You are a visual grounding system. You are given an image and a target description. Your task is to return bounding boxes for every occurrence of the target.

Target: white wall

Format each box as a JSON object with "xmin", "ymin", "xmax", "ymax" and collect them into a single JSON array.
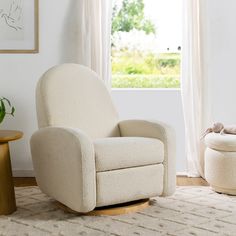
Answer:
[
  {"xmin": 206, "ymin": 0, "xmax": 236, "ymax": 124},
  {"xmin": 0, "ymin": 0, "xmax": 77, "ymax": 176},
  {"xmin": 0, "ymin": 0, "xmax": 188, "ymax": 176}
]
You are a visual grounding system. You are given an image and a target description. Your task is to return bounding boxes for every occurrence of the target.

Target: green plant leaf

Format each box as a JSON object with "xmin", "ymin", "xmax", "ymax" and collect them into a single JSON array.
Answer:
[
  {"xmin": 11, "ymin": 106, "xmax": 15, "ymax": 116},
  {"xmin": 0, "ymin": 96, "xmax": 16, "ymax": 123},
  {"xmin": 1, "ymin": 100, "xmax": 6, "ymax": 112},
  {"xmin": 0, "ymin": 111, "xmax": 5, "ymax": 123},
  {"xmin": 2, "ymin": 97, "xmax": 11, "ymax": 107}
]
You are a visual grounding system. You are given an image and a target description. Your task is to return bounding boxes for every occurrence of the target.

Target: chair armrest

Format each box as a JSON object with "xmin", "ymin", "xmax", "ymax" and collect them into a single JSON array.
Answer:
[
  {"xmin": 30, "ymin": 126, "xmax": 96, "ymax": 212},
  {"xmin": 119, "ymin": 120, "xmax": 176, "ymax": 196}
]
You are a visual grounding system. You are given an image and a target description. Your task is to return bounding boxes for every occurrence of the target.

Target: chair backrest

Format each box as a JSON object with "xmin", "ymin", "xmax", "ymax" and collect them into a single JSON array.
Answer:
[{"xmin": 36, "ymin": 64, "xmax": 120, "ymax": 139}]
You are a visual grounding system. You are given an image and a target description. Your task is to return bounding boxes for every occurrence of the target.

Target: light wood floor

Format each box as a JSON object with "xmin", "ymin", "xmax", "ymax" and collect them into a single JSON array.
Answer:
[
  {"xmin": 13, "ymin": 177, "xmax": 37, "ymax": 187},
  {"xmin": 176, "ymin": 176, "xmax": 209, "ymax": 186},
  {"xmin": 13, "ymin": 177, "xmax": 209, "ymax": 187}
]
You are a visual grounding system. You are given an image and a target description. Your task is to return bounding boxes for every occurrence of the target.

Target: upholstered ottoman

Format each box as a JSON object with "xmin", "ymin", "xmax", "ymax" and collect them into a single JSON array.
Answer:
[{"xmin": 205, "ymin": 133, "xmax": 236, "ymax": 195}]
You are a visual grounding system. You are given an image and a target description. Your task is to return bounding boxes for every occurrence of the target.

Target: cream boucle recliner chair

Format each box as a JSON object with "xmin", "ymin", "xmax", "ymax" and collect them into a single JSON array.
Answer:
[{"xmin": 30, "ymin": 64, "xmax": 176, "ymax": 213}]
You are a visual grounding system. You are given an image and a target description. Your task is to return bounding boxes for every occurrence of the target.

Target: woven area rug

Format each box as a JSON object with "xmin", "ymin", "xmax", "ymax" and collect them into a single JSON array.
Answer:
[{"xmin": 0, "ymin": 187, "xmax": 236, "ymax": 236}]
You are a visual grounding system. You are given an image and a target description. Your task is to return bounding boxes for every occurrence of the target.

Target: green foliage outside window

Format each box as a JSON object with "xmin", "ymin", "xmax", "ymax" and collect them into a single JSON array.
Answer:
[
  {"xmin": 112, "ymin": 0, "xmax": 156, "ymax": 35},
  {"xmin": 112, "ymin": 51, "xmax": 180, "ymax": 88},
  {"xmin": 111, "ymin": 0, "xmax": 181, "ymax": 88}
]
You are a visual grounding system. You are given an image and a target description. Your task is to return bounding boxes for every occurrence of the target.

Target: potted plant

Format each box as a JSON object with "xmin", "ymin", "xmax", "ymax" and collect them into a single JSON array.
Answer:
[{"xmin": 0, "ymin": 97, "xmax": 15, "ymax": 124}]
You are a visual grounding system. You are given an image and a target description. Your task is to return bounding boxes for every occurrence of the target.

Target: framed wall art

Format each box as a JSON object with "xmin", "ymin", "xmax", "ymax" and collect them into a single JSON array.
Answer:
[{"xmin": 0, "ymin": 0, "xmax": 39, "ymax": 53}]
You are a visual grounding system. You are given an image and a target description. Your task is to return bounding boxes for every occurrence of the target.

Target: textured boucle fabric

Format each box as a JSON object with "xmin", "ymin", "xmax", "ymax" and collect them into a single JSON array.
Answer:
[
  {"xmin": 205, "ymin": 133, "xmax": 236, "ymax": 194},
  {"xmin": 96, "ymin": 164, "xmax": 164, "ymax": 207},
  {"xmin": 36, "ymin": 63, "xmax": 120, "ymax": 139},
  {"xmin": 119, "ymin": 120, "xmax": 176, "ymax": 196},
  {"xmin": 31, "ymin": 127, "xmax": 96, "ymax": 212},
  {"xmin": 205, "ymin": 133, "xmax": 236, "ymax": 152},
  {"xmin": 205, "ymin": 148, "xmax": 236, "ymax": 192},
  {"xmin": 94, "ymin": 137, "xmax": 164, "ymax": 171}
]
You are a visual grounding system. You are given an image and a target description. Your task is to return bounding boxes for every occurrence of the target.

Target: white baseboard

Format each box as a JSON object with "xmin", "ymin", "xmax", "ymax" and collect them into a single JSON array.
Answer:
[
  {"xmin": 13, "ymin": 170, "xmax": 188, "ymax": 178},
  {"xmin": 13, "ymin": 169, "xmax": 35, "ymax": 177}
]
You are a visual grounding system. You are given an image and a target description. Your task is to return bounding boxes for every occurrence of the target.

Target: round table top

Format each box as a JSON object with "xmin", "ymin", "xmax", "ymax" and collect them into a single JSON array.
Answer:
[{"xmin": 0, "ymin": 130, "xmax": 23, "ymax": 143}]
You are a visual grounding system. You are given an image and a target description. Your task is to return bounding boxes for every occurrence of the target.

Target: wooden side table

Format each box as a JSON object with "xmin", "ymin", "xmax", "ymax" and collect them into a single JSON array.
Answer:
[{"xmin": 0, "ymin": 130, "xmax": 23, "ymax": 215}]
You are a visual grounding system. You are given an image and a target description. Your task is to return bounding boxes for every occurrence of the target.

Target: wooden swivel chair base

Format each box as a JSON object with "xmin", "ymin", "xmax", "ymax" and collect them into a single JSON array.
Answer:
[{"xmin": 55, "ymin": 199, "xmax": 150, "ymax": 216}]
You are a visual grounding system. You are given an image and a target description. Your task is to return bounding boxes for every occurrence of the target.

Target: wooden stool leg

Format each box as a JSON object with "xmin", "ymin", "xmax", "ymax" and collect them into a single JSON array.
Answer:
[{"xmin": 0, "ymin": 143, "xmax": 16, "ymax": 215}]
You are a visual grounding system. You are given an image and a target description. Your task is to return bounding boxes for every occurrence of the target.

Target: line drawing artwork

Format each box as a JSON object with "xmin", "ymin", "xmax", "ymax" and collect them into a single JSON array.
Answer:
[
  {"xmin": 0, "ymin": 0, "xmax": 23, "ymax": 31},
  {"xmin": 0, "ymin": 0, "xmax": 38, "ymax": 52}
]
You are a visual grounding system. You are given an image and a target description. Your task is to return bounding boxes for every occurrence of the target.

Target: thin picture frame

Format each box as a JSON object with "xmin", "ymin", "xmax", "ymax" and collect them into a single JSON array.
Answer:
[{"xmin": 0, "ymin": 0, "xmax": 39, "ymax": 53}]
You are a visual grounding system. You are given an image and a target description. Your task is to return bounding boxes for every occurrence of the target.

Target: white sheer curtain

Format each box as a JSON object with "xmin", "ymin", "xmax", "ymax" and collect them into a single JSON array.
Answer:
[
  {"xmin": 77, "ymin": 0, "xmax": 112, "ymax": 87},
  {"xmin": 181, "ymin": 0, "xmax": 210, "ymax": 177}
]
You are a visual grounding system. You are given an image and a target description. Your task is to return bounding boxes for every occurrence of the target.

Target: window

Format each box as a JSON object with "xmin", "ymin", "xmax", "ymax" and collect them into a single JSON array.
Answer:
[{"xmin": 111, "ymin": 0, "xmax": 182, "ymax": 88}]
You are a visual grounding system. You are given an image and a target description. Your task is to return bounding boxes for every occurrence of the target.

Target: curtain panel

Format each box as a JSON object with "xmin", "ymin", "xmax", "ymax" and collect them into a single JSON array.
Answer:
[
  {"xmin": 181, "ymin": 0, "xmax": 210, "ymax": 177},
  {"xmin": 77, "ymin": 0, "xmax": 112, "ymax": 87}
]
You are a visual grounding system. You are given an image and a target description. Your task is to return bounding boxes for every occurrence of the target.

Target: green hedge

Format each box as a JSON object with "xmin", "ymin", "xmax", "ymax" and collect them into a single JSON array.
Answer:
[
  {"xmin": 112, "ymin": 75, "xmax": 180, "ymax": 88},
  {"xmin": 111, "ymin": 51, "xmax": 181, "ymax": 88}
]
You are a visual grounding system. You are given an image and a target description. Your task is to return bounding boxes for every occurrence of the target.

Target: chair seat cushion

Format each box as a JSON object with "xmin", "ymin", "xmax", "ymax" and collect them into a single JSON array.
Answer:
[
  {"xmin": 94, "ymin": 137, "xmax": 164, "ymax": 172},
  {"xmin": 205, "ymin": 133, "xmax": 236, "ymax": 152}
]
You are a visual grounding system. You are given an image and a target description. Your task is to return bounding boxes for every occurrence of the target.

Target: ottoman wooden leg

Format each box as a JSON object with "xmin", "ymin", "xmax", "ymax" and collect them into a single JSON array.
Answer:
[{"xmin": 0, "ymin": 143, "xmax": 16, "ymax": 215}]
